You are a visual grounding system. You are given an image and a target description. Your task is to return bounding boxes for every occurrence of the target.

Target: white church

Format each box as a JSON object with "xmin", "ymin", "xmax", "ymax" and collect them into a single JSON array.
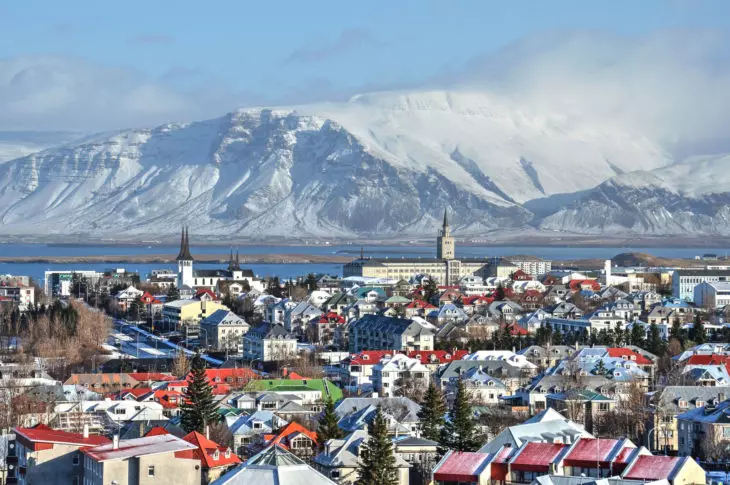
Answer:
[{"xmin": 175, "ymin": 227, "xmax": 264, "ymax": 295}]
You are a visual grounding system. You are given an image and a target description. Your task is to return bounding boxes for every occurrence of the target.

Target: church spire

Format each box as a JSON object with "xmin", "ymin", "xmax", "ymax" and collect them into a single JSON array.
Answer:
[
  {"xmin": 235, "ymin": 249, "xmax": 241, "ymax": 271},
  {"xmin": 176, "ymin": 225, "xmax": 194, "ymax": 261},
  {"xmin": 443, "ymin": 208, "xmax": 449, "ymax": 228}
]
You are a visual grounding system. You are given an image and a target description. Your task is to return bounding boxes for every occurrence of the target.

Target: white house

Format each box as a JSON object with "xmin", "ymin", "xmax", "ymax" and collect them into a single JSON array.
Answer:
[
  {"xmin": 371, "ymin": 354, "xmax": 430, "ymax": 397},
  {"xmin": 694, "ymin": 281, "xmax": 730, "ymax": 309}
]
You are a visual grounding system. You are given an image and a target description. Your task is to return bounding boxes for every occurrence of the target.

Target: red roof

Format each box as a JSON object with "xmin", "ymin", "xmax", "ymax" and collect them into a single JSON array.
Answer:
[
  {"xmin": 348, "ymin": 350, "xmax": 397, "ymax": 365},
  {"xmin": 434, "ymin": 451, "xmax": 492, "ymax": 482},
  {"xmin": 262, "ymin": 422, "xmax": 317, "ymax": 451},
  {"xmin": 569, "ymin": 279, "xmax": 601, "ymax": 292},
  {"xmin": 624, "ymin": 456, "xmax": 682, "ymax": 481},
  {"xmin": 140, "ymin": 292, "xmax": 163, "ymax": 305},
  {"xmin": 521, "ymin": 290, "xmax": 543, "ymax": 298},
  {"xmin": 128, "ymin": 372, "xmax": 177, "ymax": 382},
  {"xmin": 405, "ymin": 299, "xmax": 437, "ymax": 310},
  {"xmin": 461, "ymin": 296, "xmax": 493, "ymax": 306},
  {"xmin": 502, "ymin": 323, "xmax": 529, "ymax": 336},
  {"xmin": 194, "ymin": 288, "xmax": 219, "ymax": 300},
  {"xmin": 15, "ymin": 424, "xmax": 110, "ymax": 449},
  {"xmin": 177, "ymin": 431, "xmax": 242, "ymax": 469},
  {"xmin": 686, "ymin": 354, "xmax": 730, "ymax": 366},
  {"xmin": 406, "ymin": 350, "xmax": 469, "ymax": 365},
  {"xmin": 606, "ymin": 348, "xmax": 653, "ymax": 365},
  {"xmin": 145, "ymin": 427, "xmax": 171, "ymax": 437},
  {"xmin": 512, "ymin": 269, "xmax": 532, "ymax": 281},
  {"xmin": 563, "ymin": 438, "xmax": 621, "ymax": 468},
  {"xmin": 510, "ymin": 442, "xmax": 567, "ymax": 472}
]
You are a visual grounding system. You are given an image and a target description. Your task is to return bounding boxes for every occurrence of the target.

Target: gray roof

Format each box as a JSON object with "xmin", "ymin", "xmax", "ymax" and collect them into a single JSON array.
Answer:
[
  {"xmin": 673, "ymin": 269, "xmax": 730, "ymax": 276},
  {"xmin": 654, "ymin": 386, "xmax": 730, "ymax": 413},
  {"xmin": 213, "ymin": 445, "xmax": 336, "ymax": 485},
  {"xmin": 349, "ymin": 314, "xmax": 434, "ymax": 337},
  {"xmin": 437, "ymin": 360, "xmax": 524, "ymax": 381},
  {"xmin": 247, "ymin": 322, "xmax": 294, "ymax": 339},
  {"xmin": 480, "ymin": 417, "xmax": 592, "ymax": 453},
  {"xmin": 201, "ymin": 309, "xmax": 248, "ymax": 327},
  {"xmin": 335, "ymin": 397, "xmax": 421, "ymax": 423}
]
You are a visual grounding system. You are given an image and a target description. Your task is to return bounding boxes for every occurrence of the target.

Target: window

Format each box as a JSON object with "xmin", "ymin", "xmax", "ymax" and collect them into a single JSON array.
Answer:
[
  {"xmin": 72, "ymin": 454, "xmax": 80, "ymax": 465},
  {"xmin": 696, "ymin": 400, "xmax": 705, "ymax": 408},
  {"xmin": 148, "ymin": 465, "xmax": 155, "ymax": 477}
]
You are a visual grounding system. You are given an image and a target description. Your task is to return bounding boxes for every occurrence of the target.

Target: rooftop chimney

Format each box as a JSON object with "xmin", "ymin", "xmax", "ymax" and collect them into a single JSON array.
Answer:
[
  {"xmin": 112, "ymin": 434, "xmax": 119, "ymax": 450},
  {"xmin": 205, "ymin": 425, "xmax": 210, "ymax": 440},
  {"xmin": 82, "ymin": 424, "xmax": 89, "ymax": 439}
]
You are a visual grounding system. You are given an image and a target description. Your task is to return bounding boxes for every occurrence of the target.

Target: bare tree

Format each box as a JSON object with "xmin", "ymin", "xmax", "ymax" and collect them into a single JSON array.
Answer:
[{"xmin": 172, "ymin": 349, "xmax": 190, "ymax": 378}]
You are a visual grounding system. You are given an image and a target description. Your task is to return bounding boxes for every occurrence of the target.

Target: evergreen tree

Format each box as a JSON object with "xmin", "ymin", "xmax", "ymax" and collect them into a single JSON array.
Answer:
[
  {"xmin": 358, "ymin": 407, "xmax": 399, "ymax": 485},
  {"xmin": 180, "ymin": 354, "xmax": 218, "ymax": 433},
  {"xmin": 317, "ymin": 397, "xmax": 344, "ymax": 445},
  {"xmin": 595, "ymin": 359, "xmax": 607, "ymax": 376},
  {"xmin": 551, "ymin": 327, "xmax": 564, "ymax": 346},
  {"xmin": 647, "ymin": 322, "xmax": 664, "ymax": 355},
  {"xmin": 305, "ymin": 273, "xmax": 319, "ymax": 292},
  {"xmin": 691, "ymin": 315, "xmax": 706, "ymax": 344},
  {"xmin": 423, "ymin": 277, "xmax": 439, "ymax": 303},
  {"xmin": 670, "ymin": 319, "xmax": 684, "ymax": 344},
  {"xmin": 613, "ymin": 321, "xmax": 624, "ymax": 346},
  {"xmin": 440, "ymin": 378, "xmax": 480, "ymax": 452},
  {"xmin": 417, "ymin": 381, "xmax": 446, "ymax": 442},
  {"xmin": 493, "ymin": 284, "xmax": 506, "ymax": 301},
  {"xmin": 630, "ymin": 322, "xmax": 645, "ymax": 347},
  {"xmin": 166, "ymin": 284, "xmax": 180, "ymax": 301}
]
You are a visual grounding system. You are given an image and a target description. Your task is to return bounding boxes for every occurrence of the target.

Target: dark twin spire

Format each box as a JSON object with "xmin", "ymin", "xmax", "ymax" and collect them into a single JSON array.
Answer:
[
  {"xmin": 176, "ymin": 225, "xmax": 194, "ymax": 261},
  {"xmin": 227, "ymin": 247, "xmax": 241, "ymax": 271}
]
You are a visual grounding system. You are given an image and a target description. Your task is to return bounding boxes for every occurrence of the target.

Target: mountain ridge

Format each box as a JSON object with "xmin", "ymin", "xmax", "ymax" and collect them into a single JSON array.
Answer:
[{"xmin": 3, "ymin": 89, "xmax": 723, "ymax": 240}]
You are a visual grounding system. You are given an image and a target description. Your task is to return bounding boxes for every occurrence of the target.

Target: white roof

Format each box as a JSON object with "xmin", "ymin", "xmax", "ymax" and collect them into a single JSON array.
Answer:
[{"xmin": 83, "ymin": 434, "xmax": 196, "ymax": 462}]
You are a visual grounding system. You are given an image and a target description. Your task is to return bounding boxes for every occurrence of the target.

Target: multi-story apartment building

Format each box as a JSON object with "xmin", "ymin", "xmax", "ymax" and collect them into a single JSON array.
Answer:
[
  {"xmin": 242, "ymin": 323, "xmax": 297, "ymax": 362},
  {"xmin": 348, "ymin": 315, "xmax": 434, "ymax": 353}
]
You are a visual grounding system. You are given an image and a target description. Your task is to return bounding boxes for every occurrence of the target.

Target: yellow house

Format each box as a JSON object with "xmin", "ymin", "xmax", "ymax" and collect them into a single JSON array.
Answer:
[{"xmin": 162, "ymin": 299, "xmax": 229, "ymax": 326}]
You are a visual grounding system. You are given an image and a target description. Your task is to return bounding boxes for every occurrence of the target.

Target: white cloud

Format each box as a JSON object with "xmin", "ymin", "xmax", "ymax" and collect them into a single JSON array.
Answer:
[
  {"xmin": 442, "ymin": 30, "xmax": 730, "ymax": 154},
  {"xmin": 0, "ymin": 56, "xmax": 243, "ymax": 132}
]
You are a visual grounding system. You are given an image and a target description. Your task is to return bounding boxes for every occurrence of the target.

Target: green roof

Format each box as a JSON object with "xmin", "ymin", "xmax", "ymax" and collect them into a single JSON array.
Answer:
[
  {"xmin": 385, "ymin": 295, "xmax": 411, "ymax": 303},
  {"xmin": 244, "ymin": 378, "xmax": 343, "ymax": 402}
]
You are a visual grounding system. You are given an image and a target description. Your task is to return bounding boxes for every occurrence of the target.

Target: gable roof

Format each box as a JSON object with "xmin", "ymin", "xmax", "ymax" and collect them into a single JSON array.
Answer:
[
  {"xmin": 623, "ymin": 456, "xmax": 686, "ymax": 481},
  {"xmin": 263, "ymin": 422, "xmax": 317, "ymax": 450},
  {"xmin": 434, "ymin": 451, "xmax": 492, "ymax": 482},
  {"xmin": 179, "ymin": 431, "xmax": 242, "ymax": 469},
  {"xmin": 510, "ymin": 442, "xmax": 568, "ymax": 471},
  {"xmin": 82, "ymin": 434, "xmax": 197, "ymax": 462}
]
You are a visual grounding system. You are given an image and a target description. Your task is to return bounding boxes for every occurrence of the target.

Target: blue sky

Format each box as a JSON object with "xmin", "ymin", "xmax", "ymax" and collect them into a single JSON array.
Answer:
[{"xmin": 1, "ymin": 0, "xmax": 729, "ymax": 131}]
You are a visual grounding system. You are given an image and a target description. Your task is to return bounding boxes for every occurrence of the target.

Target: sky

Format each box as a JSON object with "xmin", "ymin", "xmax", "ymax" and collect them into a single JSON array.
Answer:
[{"xmin": 1, "ymin": 0, "xmax": 730, "ymax": 135}]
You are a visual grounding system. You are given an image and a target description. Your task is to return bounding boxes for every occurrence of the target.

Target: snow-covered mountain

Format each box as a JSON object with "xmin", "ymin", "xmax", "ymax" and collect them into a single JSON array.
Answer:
[
  {"xmin": 540, "ymin": 155, "xmax": 730, "ymax": 235},
  {"xmin": 0, "ymin": 131, "xmax": 81, "ymax": 163},
  {"xmin": 0, "ymin": 90, "xmax": 680, "ymax": 239}
]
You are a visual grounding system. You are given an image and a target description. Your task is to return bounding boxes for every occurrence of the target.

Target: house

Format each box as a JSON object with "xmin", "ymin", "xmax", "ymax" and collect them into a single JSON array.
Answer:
[
  {"xmin": 53, "ymin": 400, "xmax": 166, "ymax": 433},
  {"xmin": 648, "ymin": 386, "xmax": 730, "ymax": 453},
  {"xmin": 225, "ymin": 411, "xmax": 289, "ymax": 455},
  {"xmin": 371, "ymin": 353, "xmax": 430, "ymax": 398},
  {"xmin": 11, "ymin": 424, "xmax": 110, "ymax": 485},
  {"xmin": 243, "ymin": 323, "xmax": 297, "ymax": 362},
  {"xmin": 561, "ymin": 437, "xmax": 638, "ymax": 478},
  {"xmin": 114, "ymin": 285, "xmax": 144, "ymax": 313},
  {"xmin": 339, "ymin": 350, "xmax": 397, "ymax": 389},
  {"xmin": 450, "ymin": 366, "xmax": 508, "ymax": 404},
  {"xmin": 335, "ymin": 397, "xmax": 421, "ymax": 436},
  {"xmin": 432, "ymin": 450, "xmax": 497, "ymax": 485},
  {"xmin": 211, "ymin": 444, "xmax": 338, "ymax": 485},
  {"xmin": 427, "ymin": 303, "xmax": 468, "ymax": 326},
  {"xmin": 80, "ymin": 433, "xmax": 201, "ymax": 485},
  {"xmin": 0, "ymin": 280, "xmax": 34, "ymax": 310},
  {"xmin": 520, "ymin": 290, "xmax": 544, "ymax": 311},
  {"xmin": 518, "ymin": 345, "xmax": 575, "ymax": 369},
  {"xmin": 178, "ymin": 431, "xmax": 242, "ymax": 483},
  {"xmin": 520, "ymin": 374, "xmax": 613, "ymax": 415},
  {"xmin": 621, "ymin": 455, "xmax": 706, "ymax": 485},
  {"xmin": 403, "ymin": 299, "xmax": 437, "ymax": 318},
  {"xmin": 314, "ymin": 429, "xmax": 412, "ymax": 485},
  {"xmin": 546, "ymin": 389, "xmax": 616, "ymax": 431},
  {"xmin": 436, "ymin": 359, "xmax": 528, "ymax": 395},
  {"xmin": 676, "ymin": 397, "xmax": 730, "ymax": 458},
  {"xmin": 64, "ymin": 373, "xmax": 140, "ymax": 391},
  {"xmin": 508, "ymin": 441, "xmax": 569, "ymax": 483},
  {"xmin": 260, "ymin": 422, "xmax": 318, "ymax": 459},
  {"xmin": 348, "ymin": 315, "xmax": 434, "ymax": 353},
  {"xmin": 244, "ymin": 378, "xmax": 343, "ymax": 407},
  {"xmin": 308, "ymin": 312, "xmax": 346, "ymax": 346},
  {"xmin": 162, "ymin": 299, "xmax": 230, "ymax": 326},
  {"xmin": 200, "ymin": 309, "xmax": 249, "ymax": 353},
  {"xmin": 284, "ymin": 301, "xmax": 323, "ymax": 335},
  {"xmin": 406, "ymin": 349, "xmax": 469, "ymax": 373}
]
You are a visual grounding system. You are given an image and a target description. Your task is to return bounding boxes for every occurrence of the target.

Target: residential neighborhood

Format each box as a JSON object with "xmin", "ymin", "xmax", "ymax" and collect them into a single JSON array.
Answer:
[{"xmin": 0, "ymin": 224, "xmax": 728, "ymax": 485}]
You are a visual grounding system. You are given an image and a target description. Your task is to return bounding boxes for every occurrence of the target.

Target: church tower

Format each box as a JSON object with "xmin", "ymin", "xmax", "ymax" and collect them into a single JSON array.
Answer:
[
  {"xmin": 437, "ymin": 209, "xmax": 455, "ymax": 260},
  {"xmin": 176, "ymin": 226, "xmax": 194, "ymax": 289}
]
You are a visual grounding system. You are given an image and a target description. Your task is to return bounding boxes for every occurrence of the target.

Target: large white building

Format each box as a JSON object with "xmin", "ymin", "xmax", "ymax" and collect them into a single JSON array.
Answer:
[
  {"xmin": 694, "ymin": 281, "xmax": 730, "ymax": 309},
  {"xmin": 672, "ymin": 269, "xmax": 730, "ymax": 302}
]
